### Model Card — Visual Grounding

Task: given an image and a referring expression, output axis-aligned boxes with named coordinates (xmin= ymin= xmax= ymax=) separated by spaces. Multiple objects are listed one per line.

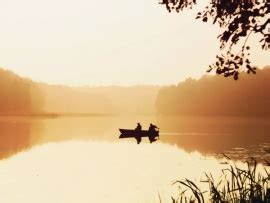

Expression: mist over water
xmin=0 ymin=115 xmax=269 ymax=202
xmin=0 ymin=2 xmax=268 ymax=201
xmin=1 ymin=115 xmax=270 ymax=160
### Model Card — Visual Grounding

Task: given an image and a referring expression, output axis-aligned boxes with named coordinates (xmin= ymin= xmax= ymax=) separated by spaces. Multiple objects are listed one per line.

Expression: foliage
xmin=159 ymin=0 xmax=270 ymax=79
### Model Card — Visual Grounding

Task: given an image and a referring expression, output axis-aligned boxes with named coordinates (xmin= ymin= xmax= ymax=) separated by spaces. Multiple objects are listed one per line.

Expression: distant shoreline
xmin=0 ymin=113 xmax=269 ymax=119
xmin=0 ymin=113 xmax=116 ymax=118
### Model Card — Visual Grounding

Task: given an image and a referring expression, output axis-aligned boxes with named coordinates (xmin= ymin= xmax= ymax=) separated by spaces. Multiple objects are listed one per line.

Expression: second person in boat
xmin=148 ymin=123 xmax=159 ymax=143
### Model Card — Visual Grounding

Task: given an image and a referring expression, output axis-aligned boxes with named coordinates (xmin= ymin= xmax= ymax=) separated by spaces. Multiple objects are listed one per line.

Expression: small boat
xmin=119 ymin=129 xmax=159 ymax=144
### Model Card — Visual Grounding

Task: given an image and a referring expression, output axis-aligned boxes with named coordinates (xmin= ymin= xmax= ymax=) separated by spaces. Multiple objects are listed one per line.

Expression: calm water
xmin=1 ymin=115 xmax=270 ymax=159
xmin=0 ymin=115 xmax=269 ymax=202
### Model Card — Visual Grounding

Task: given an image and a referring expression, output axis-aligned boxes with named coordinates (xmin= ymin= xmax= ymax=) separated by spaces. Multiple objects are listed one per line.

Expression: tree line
xmin=156 ymin=66 xmax=270 ymax=117
xmin=0 ymin=68 xmax=43 ymax=115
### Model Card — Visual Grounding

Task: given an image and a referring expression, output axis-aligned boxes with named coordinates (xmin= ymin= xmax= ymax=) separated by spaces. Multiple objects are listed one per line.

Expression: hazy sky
xmin=0 ymin=0 xmax=269 ymax=86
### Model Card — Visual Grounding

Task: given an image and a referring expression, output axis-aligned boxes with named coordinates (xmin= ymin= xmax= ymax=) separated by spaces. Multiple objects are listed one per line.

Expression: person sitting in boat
xmin=148 ymin=123 xmax=158 ymax=143
xmin=135 ymin=123 xmax=142 ymax=131
xmin=135 ymin=122 xmax=142 ymax=144
xmin=149 ymin=123 xmax=158 ymax=131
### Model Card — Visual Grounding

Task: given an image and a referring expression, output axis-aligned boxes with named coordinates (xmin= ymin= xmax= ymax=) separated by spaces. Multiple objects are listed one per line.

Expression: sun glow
xmin=0 ymin=0 xmax=268 ymax=86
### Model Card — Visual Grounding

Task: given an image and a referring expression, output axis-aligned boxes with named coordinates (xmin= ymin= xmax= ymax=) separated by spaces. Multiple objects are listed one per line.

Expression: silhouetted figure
xmin=135 ymin=122 xmax=142 ymax=144
xmin=135 ymin=123 xmax=142 ymax=131
xmin=148 ymin=123 xmax=159 ymax=143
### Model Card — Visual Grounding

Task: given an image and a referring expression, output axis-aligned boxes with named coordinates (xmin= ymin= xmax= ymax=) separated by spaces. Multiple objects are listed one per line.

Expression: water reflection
xmin=0 ymin=115 xmax=270 ymax=160
xmin=158 ymin=116 xmax=270 ymax=160
xmin=0 ymin=141 xmax=228 ymax=203
xmin=0 ymin=117 xmax=32 ymax=159
xmin=0 ymin=116 xmax=269 ymax=202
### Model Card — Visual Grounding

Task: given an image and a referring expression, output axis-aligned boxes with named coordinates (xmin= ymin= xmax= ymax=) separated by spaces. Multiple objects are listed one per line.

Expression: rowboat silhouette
xmin=119 ymin=129 xmax=159 ymax=144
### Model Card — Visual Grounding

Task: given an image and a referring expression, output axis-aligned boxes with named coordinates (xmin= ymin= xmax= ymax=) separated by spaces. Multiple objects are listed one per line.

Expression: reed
xmin=172 ymin=158 xmax=270 ymax=203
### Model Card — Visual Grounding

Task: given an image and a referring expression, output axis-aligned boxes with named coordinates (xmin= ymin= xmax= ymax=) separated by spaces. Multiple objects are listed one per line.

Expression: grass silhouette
xmin=172 ymin=158 xmax=270 ymax=203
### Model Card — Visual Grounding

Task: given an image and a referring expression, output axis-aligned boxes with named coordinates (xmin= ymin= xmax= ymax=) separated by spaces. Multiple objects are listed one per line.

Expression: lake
xmin=0 ymin=115 xmax=269 ymax=202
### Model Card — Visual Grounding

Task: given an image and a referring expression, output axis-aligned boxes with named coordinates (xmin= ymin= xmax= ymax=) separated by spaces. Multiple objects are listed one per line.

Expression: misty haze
xmin=0 ymin=0 xmax=269 ymax=202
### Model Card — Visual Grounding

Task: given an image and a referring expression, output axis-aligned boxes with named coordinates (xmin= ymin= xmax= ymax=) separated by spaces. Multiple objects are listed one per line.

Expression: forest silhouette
xmin=156 ymin=66 xmax=270 ymax=117
xmin=0 ymin=68 xmax=159 ymax=116
xmin=0 ymin=69 xmax=43 ymax=115
xmin=2 ymin=66 xmax=270 ymax=117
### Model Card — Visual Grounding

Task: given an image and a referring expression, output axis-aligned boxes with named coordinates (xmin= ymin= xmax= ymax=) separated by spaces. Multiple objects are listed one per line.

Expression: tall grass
xmin=172 ymin=158 xmax=270 ymax=203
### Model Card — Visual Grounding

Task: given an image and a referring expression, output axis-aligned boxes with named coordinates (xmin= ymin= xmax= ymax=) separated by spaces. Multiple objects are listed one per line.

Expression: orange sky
xmin=0 ymin=0 xmax=269 ymax=86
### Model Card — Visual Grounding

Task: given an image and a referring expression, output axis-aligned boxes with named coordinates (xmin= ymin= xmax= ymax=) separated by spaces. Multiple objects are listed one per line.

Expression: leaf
xmin=234 ymin=72 xmax=239 ymax=80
